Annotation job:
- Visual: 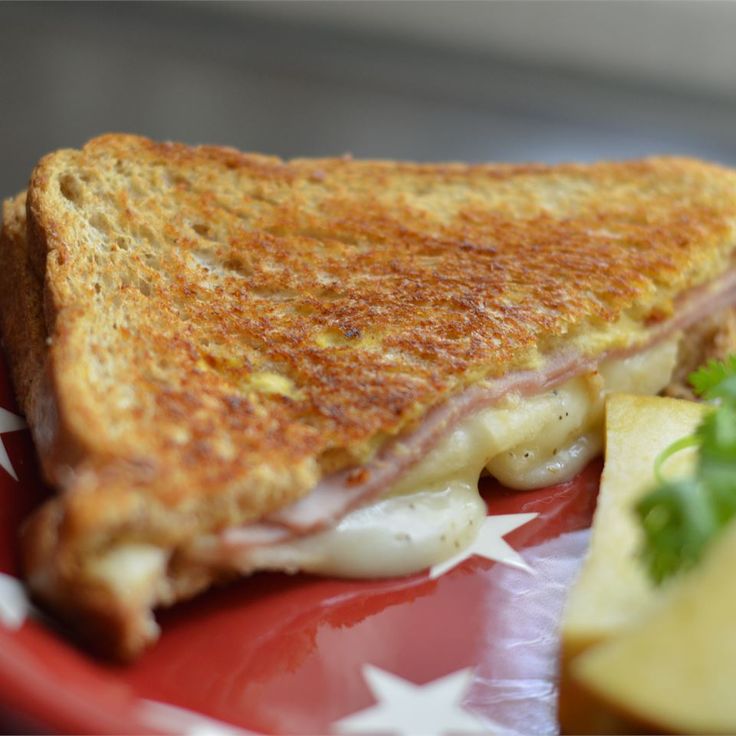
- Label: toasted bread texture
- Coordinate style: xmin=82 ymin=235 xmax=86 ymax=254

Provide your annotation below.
xmin=0 ymin=194 xmax=46 ymax=417
xmin=5 ymin=135 xmax=736 ymax=658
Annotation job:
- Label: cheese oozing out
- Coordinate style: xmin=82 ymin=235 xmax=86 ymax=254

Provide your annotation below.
xmin=88 ymin=336 xmax=680 ymax=588
xmin=212 ymin=335 xmax=681 ymax=578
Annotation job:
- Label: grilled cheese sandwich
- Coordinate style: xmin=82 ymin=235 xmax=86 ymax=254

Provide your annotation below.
xmin=3 ymin=135 xmax=736 ymax=659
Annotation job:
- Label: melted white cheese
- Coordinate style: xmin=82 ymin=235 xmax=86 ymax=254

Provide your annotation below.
xmin=95 ymin=337 xmax=680 ymax=590
xmin=219 ymin=335 xmax=680 ymax=578
xmin=89 ymin=544 xmax=167 ymax=603
xmin=228 ymin=483 xmax=486 ymax=578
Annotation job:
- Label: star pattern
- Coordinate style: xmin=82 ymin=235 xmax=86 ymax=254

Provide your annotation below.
xmin=0 ymin=406 xmax=26 ymax=481
xmin=0 ymin=572 xmax=33 ymax=630
xmin=334 ymin=666 xmax=494 ymax=735
xmin=429 ymin=512 xmax=538 ymax=579
xmin=0 ymin=383 xmax=551 ymax=733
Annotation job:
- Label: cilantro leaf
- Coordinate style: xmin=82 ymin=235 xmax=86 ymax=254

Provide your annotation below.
xmin=689 ymin=355 xmax=736 ymax=399
xmin=636 ymin=478 xmax=716 ymax=584
xmin=636 ymin=355 xmax=736 ymax=584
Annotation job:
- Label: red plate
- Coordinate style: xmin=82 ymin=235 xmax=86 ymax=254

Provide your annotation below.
xmin=0 ymin=355 xmax=598 ymax=735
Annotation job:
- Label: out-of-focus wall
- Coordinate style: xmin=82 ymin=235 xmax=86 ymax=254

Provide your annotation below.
xmin=0 ymin=1 xmax=735 ymax=199
xmin=244 ymin=1 xmax=736 ymax=97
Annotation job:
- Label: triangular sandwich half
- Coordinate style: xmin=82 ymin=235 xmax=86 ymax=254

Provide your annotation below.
xmin=2 ymin=135 xmax=736 ymax=659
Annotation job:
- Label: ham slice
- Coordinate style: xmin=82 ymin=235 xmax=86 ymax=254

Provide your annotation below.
xmin=220 ymin=269 xmax=736 ymax=550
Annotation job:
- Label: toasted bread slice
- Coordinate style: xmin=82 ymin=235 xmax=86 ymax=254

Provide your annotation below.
xmin=4 ymin=135 xmax=736 ymax=659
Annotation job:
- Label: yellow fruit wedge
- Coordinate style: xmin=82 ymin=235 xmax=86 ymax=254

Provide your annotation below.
xmin=558 ymin=393 xmax=706 ymax=733
xmin=573 ymin=518 xmax=736 ymax=734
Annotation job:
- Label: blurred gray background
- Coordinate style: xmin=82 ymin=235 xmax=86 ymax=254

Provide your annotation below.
xmin=2 ymin=0 xmax=736 ymax=197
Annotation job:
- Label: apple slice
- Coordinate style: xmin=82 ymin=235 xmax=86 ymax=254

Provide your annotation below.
xmin=573 ymin=517 xmax=736 ymax=734
xmin=558 ymin=393 xmax=706 ymax=733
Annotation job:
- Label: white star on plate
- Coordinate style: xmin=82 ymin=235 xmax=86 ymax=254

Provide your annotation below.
xmin=334 ymin=666 xmax=493 ymax=735
xmin=0 ymin=407 xmax=26 ymax=481
xmin=429 ymin=513 xmax=538 ymax=579
xmin=137 ymin=700 xmax=257 ymax=736
xmin=0 ymin=572 xmax=33 ymax=630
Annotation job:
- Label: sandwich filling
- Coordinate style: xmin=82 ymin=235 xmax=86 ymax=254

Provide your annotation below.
xmin=88 ymin=333 xmax=681 ymax=602
xmin=84 ymin=340 xmax=678 ymax=624
xmin=188 ymin=334 xmax=679 ymax=578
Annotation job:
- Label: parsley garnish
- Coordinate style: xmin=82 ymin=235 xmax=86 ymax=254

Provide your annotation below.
xmin=636 ymin=357 xmax=736 ymax=584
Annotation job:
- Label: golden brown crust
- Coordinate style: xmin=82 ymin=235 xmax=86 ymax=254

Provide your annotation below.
xmin=7 ymin=135 xmax=736 ymax=658
xmin=0 ymin=195 xmax=47 ymax=418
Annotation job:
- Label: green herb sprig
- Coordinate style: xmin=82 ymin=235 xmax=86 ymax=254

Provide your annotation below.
xmin=636 ymin=357 xmax=736 ymax=584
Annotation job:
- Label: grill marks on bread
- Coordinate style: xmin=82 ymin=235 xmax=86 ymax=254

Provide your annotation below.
xmin=30 ymin=142 xmax=736 ymax=487
xmin=32 ymin=138 xmax=736 ymax=481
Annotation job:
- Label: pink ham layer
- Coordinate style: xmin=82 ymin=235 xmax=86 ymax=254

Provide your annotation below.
xmin=220 ymin=269 xmax=736 ymax=549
